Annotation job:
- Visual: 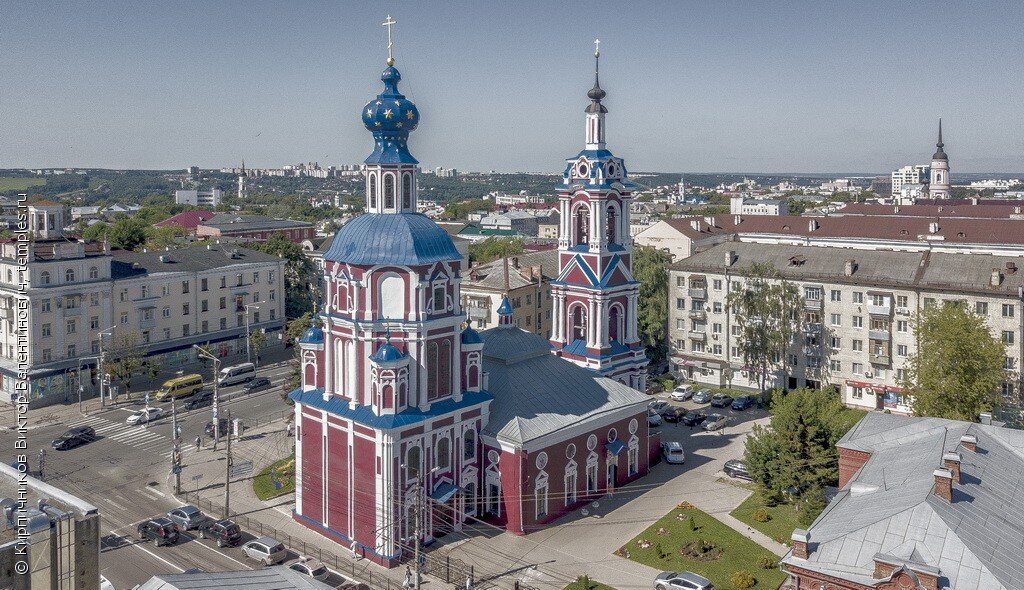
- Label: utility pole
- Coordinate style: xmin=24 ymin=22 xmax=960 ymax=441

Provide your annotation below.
xmin=244 ymin=303 xmax=259 ymax=366
xmin=193 ymin=345 xmax=221 ymax=450
xmin=414 ymin=481 xmax=422 ymax=590
xmin=224 ymin=409 xmax=232 ymax=518
xmin=171 ymin=397 xmax=181 ymax=494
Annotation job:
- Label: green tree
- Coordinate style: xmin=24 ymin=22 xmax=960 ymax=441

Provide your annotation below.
xmin=467 ymin=237 xmax=524 ymax=265
xmin=745 ymin=388 xmax=853 ymax=500
xmin=107 ymin=217 xmax=148 ymax=250
xmin=81 ymin=222 xmax=108 ymax=242
xmin=633 ymin=247 xmax=670 ymax=363
xmin=726 ymin=262 xmax=803 ymax=391
xmin=144 ymin=224 xmax=186 ymax=251
xmin=902 ymin=303 xmax=1007 ymax=421
xmin=243 ymin=234 xmax=318 ymax=318
xmin=249 ymin=329 xmax=267 ymax=366
xmin=286 ymin=312 xmax=313 ymax=344
xmin=105 ymin=330 xmax=145 ymax=400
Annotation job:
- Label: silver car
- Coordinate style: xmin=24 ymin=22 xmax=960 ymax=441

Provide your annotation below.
xmin=289 ymin=556 xmax=331 ymax=581
xmin=691 ymin=389 xmax=713 ymax=404
xmin=655 ymin=571 xmax=713 ymax=590
xmin=166 ymin=505 xmax=206 ymax=531
xmin=703 ymin=413 xmax=729 ymax=431
xmin=242 ymin=536 xmax=288 ymax=565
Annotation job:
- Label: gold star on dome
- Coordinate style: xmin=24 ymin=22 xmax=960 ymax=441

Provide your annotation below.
xmin=383 ymin=108 xmax=393 ymax=119
xmin=406 ymin=110 xmax=414 ymax=120
xmin=374 ymin=121 xmax=381 ymax=127
xmin=396 ymin=122 xmax=403 ymax=128
xmin=394 ymin=100 xmax=400 ymax=106
xmin=366 ymin=109 xmax=373 ymax=117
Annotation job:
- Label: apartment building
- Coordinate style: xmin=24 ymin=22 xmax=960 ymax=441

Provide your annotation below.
xmin=890 ymin=164 xmax=929 ymax=196
xmin=460 ymin=249 xmax=556 ymax=336
xmin=668 ymin=242 xmax=1023 ymax=414
xmin=0 ymin=204 xmax=286 ymax=406
xmin=174 ymin=188 xmax=222 ymax=207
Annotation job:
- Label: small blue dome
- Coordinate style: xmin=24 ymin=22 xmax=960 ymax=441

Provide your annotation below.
xmin=497 ymin=296 xmax=514 ymax=316
xmin=362 ymin=66 xmax=420 ymax=165
xmin=299 ymin=326 xmax=324 ymax=344
xmin=324 ymin=213 xmax=461 ymax=266
xmin=370 ymin=341 xmax=405 ymax=363
xmin=461 ymin=326 xmax=483 ymax=345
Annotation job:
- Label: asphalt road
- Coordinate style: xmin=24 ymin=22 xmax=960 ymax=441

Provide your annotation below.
xmin=0 ymin=360 xmax=299 ymax=590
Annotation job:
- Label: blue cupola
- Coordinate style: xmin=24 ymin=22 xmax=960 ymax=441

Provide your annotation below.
xmin=362 ymin=66 xmax=420 ymax=166
xmin=370 ymin=340 xmax=405 ymax=364
xmin=497 ymin=295 xmax=514 ymax=328
xmin=461 ymin=325 xmax=483 ymax=345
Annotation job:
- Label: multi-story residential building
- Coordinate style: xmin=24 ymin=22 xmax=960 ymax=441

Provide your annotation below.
xmin=174 ymin=188 xmax=222 ymax=207
xmin=668 ymin=242 xmax=1023 ymax=414
xmin=0 ymin=204 xmax=286 ymax=407
xmin=729 ymin=196 xmax=789 ymax=216
xmin=460 ymin=249 xmax=556 ymax=335
xmin=195 ymin=214 xmax=315 ymax=243
xmin=478 ymin=211 xmax=542 ymax=236
xmin=493 ymin=193 xmax=546 ymax=206
xmin=891 ymin=164 xmax=929 ymax=197
xmin=0 ymin=463 xmax=101 ymax=590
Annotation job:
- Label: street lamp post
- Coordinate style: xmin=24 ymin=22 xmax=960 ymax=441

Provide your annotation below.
xmin=97 ymin=326 xmax=116 ymax=408
xmin=193 ymin=345 xmax=222 ymax=447
xmin=243 ymin=303 xmax=260 ymax=366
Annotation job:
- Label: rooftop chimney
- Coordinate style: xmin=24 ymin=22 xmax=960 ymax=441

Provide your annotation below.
xmin=929 ymin=221 xmax=940 ymax=234
xmin=733 ymin=214 xmax=742 ymax=225
xmin=991 ymin=269 xmax=1003 ymax=287
xmin=704 ymin=215 xmax=715 ymax=226
xmin=960 ymin=434 xmax=977 ymax=452
xmin=980 ymin=412 xmax=993 ymax=425
xmin=725 ymin=250 xmax=736 ymax=267
xmin=791 ymin=529 xmax=810 ymax=559
xmin=690 ymin=219 xmax=700 ymax=231
xmin=933 ymin=467 xmax=953 ymax=502
xmin=844 ymin=259 xmax=857 ymax=276
xmin=942 ymin=452 xmax=962 ymax=484
xmin=808 ymin=219 xmax=819 ymax=232
xmin=511 ymin=256 xmax=519 ymax=269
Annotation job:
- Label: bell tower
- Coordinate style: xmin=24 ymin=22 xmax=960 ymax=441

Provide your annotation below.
xmin=549 ymin=41 xmax=648 ymax=391
xmin=928 ymin=119 xmax=951 ymax=199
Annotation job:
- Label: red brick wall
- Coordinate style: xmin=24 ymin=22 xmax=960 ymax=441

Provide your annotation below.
xmin=300 ymin=413 xmax=323 ymax=523
xmin=838 ymin=448 xmax=871 ymax=488
xmin=326 ymin=424 xmax=350 ymax=537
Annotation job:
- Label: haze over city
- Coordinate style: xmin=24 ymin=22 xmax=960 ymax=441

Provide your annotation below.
xmin=3 ymin=0 xmax=1024 ymax=172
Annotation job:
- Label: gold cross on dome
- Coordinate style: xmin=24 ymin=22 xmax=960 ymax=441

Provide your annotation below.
xmin=594 ymin=38 xmax=600 ymax=58
xmin=382 ymin=15 xmax=397 ymax=66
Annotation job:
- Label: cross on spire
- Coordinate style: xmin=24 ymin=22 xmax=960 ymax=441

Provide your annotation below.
xmin=594 ymin=38 xmax=600 ymax=58
xmin=382 ymin=15 xmax=397 ymax=66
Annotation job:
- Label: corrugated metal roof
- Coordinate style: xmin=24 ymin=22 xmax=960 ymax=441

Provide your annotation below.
xmin=136 ymin=567 xmax=334 ymax=590
xmin=324 ymin=213 xmax=461 ymax=266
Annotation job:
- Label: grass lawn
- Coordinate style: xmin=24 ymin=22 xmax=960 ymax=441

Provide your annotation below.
xmin=0 ymin=177 xmax=45 ymax=192
xmin=618 ymin=503 xmax=785 ymax=590
xmin=252 ymin=453 xmax=295 ymax=500
xmin=730 ymin=491 xmax=803 ymax=547
xmin=563 ymin=577 xmax=617 ymax=590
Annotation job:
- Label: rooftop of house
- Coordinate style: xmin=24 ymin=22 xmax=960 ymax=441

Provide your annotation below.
xmin=836 ymin=201 xmax=1024 ymax=219
xmin=782 ymin=412 xmax=1024 ymax=590
xmin=154 ymin=210 xmax=217 ymax=230
xmin=0 ymin=463 xmax=98 ymax=547
xmin=199 ymin=214 xmax=313 ymax=232
xmin=135 ymin=567 xmax=334 ymax=590
xmin=464 ymin=249 xmax=559 ymax=292
xmin=111 ymin=244 xmax=282 ymax=279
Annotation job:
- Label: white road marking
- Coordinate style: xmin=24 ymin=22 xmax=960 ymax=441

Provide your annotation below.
xmin=141 ymin=486 xmax=166 ymax=499
xmin=127 ymin=538 xmax=186 ymax=574
xmin=188 ymin=538 xmax=253 ymax=569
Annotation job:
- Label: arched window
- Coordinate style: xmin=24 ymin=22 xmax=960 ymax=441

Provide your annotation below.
xmin=464 ymin=429 xmax=476 ymax=460
xmin=368 ymin=174 xmax=378 ymax=209
xmin=571 ymin=304 xmax=588 ymax=342
xmin=402 ymin=173 xmax=412 ymax=210
xmin=40 ymin=271 xmax=50 ymax=285
xmin=436 ymin=437 xmax=451 ymax=471
xmin=384 ymin=174 xmax=395 ymax=209
xmin=89 ymin=266 xmax=98 ymax=280
xmin=378 ymin=274 xmax=405 ymax=319
xmin=574 ymin=205 xmax=589 ymax=246
xmin=427 ymin=342 xmax=439 ymax=398
xmin=606 ymin=204 xmax=617 ymax=245
xmin=609 ymin=304 xmax=621 ymax=342
xmin=439 ymin=340 xmax=452 ymax=397
xmin=65 ymin=269 xmax=75 ymax=283
xmin=406 ymin=446 xmax=421 ymax=481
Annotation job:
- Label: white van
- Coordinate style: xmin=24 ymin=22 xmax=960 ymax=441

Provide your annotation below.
xmin=217 ymin=363 xmax=256 ymax=386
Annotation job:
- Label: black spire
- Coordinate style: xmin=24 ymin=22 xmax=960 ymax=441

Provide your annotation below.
xmin=933 ymin=118 xmax=947 ymax=160
xmin=586 ymin=42 xmax=607 ymax=114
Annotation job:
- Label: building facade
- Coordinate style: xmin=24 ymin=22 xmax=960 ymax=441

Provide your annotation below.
xmin=891 ymin=164 xmax=930 ymax=197
xmin=668 ymin=242 xmax=1023 ymax=413
xmin=195 ymin=214 xmax=315 ymax=243
xmin=175 ymin=188 xmax=222 ymax=207
xmin=461 ymin=250 xmax=556 ymax=335
xmin=290 ymin=46 xmax=653 ymax=568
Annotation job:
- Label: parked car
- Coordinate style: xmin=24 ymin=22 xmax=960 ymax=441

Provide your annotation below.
xmin=100 ymin=575 xmax=115 ymax=590
xmin=723 ymin=459 xmax=752 ymax=481
xmin=645 ymin=381 xmax=664 ymax=395
xmin=51 ymin=426 xmax=96 ymax=450
xmin=710 ymin=393 xmax=734 ymax=408
xmin=655 ymin=571 xmax=714 ymax=590
xmin=662 ymin=407 xmax=688 ymax=423
xmin=127 ymin=407 xmax=164 ymax=425
xmin=205 ymin=418 xmax=230 ymax=438
xmin=242 ymin=377 xmax=272 ymax=394
xmin=661 ymin=441 xmax=686 ymax=464
xmin=648 ymin=400 xmax=670 ymax=415
xmin=731 ymin=395 xmax=755 ymax=411
xmin=680 ymin=410 xmax=708 ymax=427
xmin=691 ymin=389 xmax=713 ymax=404
xmin=184 ymin=390 xmax=213 ymax=411
xmin=166 ymin=505 xmax=206 ymax=531
xmin=137 ymin=517 xmax=179 ymax=546
xmin=703 ymin=413 xmax=729 ymax=431
xmin=669 ymin=384 xmax=694 ymax=401
xmin=199 ymin=519 xmax=243 ymax=547
xmin=289 ymin=556 xmax=331 ymax=581
xmin=647 ymin=410 xmax=663 ymax=427
xmin=242 ymin=536 xmax=288 ymax=565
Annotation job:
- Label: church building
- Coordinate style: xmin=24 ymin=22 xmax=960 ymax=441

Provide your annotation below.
xmin=289 ymin=32 xmax=654 ymax=567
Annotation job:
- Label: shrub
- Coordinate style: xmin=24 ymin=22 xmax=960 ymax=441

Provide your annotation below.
xmin=758 ymin=556 xmax=777 ymax=570
xmin=730 ymin=570 xmax=756 ymax=589
xmin=576 ymin=575 xmax=591 ymax=590
xmin=687 ymin=515 xmax=696 ymax=531
xmin=677 ymin=501 xmax=695 ymax=510
xmin=752 ymin=508 xmax=772 ymax=523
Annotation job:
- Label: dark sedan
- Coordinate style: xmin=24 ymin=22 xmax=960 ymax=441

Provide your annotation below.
xmin=724 ymin=459 xmax=752 ymax=481
xmin=731 ymin=395 xmax=755 ymax=411
xmin=710 ymin=393 xmax=734 ymax=408
xmin=184 ymin=390 xmax=213 ymax=411
xmin=242 ymin=377 xmax=272 ymax=394
xmin=680 ymin=410 xmax=708 ymax=426
xmin=51 ymin=426 xmax=96 ymax=450
xmin=662 ymin=407 xmax=688 ymax=423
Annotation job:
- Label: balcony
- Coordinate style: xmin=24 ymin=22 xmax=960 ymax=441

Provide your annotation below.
xmin=688 ymin=331 xmax=707 ymax=341
xmin=868 ymin=329 xmax=890 ymax=341
xmin=139 ymin=317 xmax=156 ymax=329
xmin=803 ymin=323 xmax=822 ymax=334
xmin=688 ymin=288 xmax=707 ymax=300
xmin=870 ymin=354 xmax=891 ymax=366
xmin=867 ymin=304 xmax=892 ymax=317
xmin=688 ymin=310 xmax=706 ymax=320
xmin=804 ymin=299 xmax=823 ymax=311
xmin=467 ymin=307 xmax=489 ymax=320
xmin=63 ymin=306 xmax=82 ymax=317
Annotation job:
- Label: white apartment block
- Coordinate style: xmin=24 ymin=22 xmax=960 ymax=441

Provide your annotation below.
xmin=890 ymin=164 xmax=930 ymax=197
xmin=0 ymin=205 xmax=285 ymax=407
xmin=729 ymin=195 xmax=789 ymax=216
xmin=668 ymin=242 xmax=1023 ymax=414
xmin=175 ymin=188 xmax=222 ymax=207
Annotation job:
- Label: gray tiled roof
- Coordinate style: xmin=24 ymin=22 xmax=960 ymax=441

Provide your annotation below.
xmin=479 ymin=327 xmax=647 ymax=446
xmin=200 ymin=214 xmax=313 ymax=232
xmin=136 ymin=567 xmax=333 ymax=589
xmin=111 ymin=245 xmax=282 ymax=279
xmin=465 ymin=249 xmax=559 ymax=291
xmin=784 ymin=413 xmax=1024 ymax=589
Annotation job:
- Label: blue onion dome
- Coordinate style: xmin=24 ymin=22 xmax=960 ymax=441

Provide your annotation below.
xmin=362 ymin=66 xmax=420 ymax=165
xmin=370 ymin=340 xmax=405 ymax=363
xmin=461 ymin=326 xmax=483 ymax=345
xmin=299 ymin=325 xmax=324 ymax=345
xmin=497 ymin=296 xmax=514 ymax=316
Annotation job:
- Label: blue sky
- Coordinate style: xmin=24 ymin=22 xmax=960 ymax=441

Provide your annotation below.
xmin=2 ymin=1 xmax=1023 ymax=173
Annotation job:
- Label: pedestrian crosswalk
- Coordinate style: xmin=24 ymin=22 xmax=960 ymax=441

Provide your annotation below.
xmin=69 ymin=414 xmax=176 ymax=458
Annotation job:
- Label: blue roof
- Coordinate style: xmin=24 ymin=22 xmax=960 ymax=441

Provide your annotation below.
xmin=324 ymin=213 xmax=462 ymax=266
xmin=461 ymin=326 xmax=483 ymax=345
xmin=369 ymin=341 xmax=404 ymax=363
xmin=362 ymin=66 xmax=420 ymax=166
xmin=289 ymin=387 xmax=492 ymax=430
xmin=605 ymin=439 xmax=627 ymax=455
xmin=497 ymin=296 xmax=513 ymax=316
xmin=561 ymin=338 xmax=634 ymax=359
xmin=299 ymin=326 xmax=324 ymax=344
